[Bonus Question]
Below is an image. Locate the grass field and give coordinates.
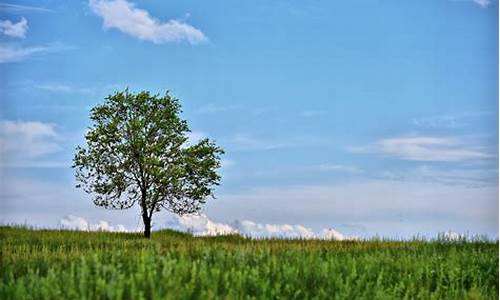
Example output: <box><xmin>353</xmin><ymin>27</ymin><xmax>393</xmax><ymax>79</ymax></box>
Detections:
<box><xmin>0</xmin><ymin>226</ymin><xmax>498</xmax><ymax>300</ymax></box>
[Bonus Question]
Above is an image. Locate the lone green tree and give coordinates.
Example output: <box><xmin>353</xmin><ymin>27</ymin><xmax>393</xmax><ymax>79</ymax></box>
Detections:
<box><xmin>73</xmin><ymin>89</ymin><xmax>224</xmax><ymax>238</ymax></box>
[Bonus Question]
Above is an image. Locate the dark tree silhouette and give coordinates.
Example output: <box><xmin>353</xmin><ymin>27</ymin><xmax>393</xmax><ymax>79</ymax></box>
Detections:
<box><xmin>73</xmin><ymin>89</ymin><xmax>224</xmax><ymax>238</ymax></box>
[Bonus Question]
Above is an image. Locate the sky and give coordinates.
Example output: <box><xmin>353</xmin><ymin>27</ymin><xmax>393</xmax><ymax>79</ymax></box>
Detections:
<box><xmin>0</xmin><ymin>0</ymin><xmax>498</xmax><ymax>239</ymax></box>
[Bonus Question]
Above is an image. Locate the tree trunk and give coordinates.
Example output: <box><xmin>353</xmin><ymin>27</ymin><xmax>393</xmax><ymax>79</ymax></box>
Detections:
<box><xmin>142</xmin><ymin>213</ymin><xmax>151</xmax><ymax>238</ymax></box>
<box><xmin>140</xmin><ymin>187</ymin><xmax>151</xmax><ymax>238</ymax></box>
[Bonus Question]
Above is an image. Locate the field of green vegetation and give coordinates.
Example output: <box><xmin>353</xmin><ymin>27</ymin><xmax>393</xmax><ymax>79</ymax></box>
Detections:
<box><xmin>0</xmin><ymin>226</ymin><xmax>498</xmax><ymax>300</ymax></box>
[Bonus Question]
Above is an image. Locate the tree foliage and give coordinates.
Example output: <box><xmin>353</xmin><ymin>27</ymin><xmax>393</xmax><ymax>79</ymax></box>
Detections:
<box><xmin>73</xmin><ymin>89</ymin><xmax>224</xmax><ymax>237</ymax></box>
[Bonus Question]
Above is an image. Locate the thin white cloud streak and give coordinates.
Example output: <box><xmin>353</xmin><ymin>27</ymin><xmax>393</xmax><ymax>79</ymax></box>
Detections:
<box><xmin>0</xmin><ymin>45</ymin><xmax>48</xmax><ymax>63</ymax></box>
<box><xmin>230</xmin><ymin>134</ymin><xmax>287</xmax><ymax>150</ymax></box>
<box><xmin>35</xmin><ymin>83</ymin><xmax>94</xmax><ymax>94</ymax></box>
<box><xmin>0</xmin><ymin>161</ymin><xmax>70</xmax><ymax>169</ymax></box>
<box><xmin>0</xmin><ymin>43</ymin><xmax>72</xmax><ymax>63</ymax></box>
<box><xmin>412</xmin><ymin>165</ymin><xmax>498</xmax><ymax>187</ymax></box>
<box><xmin>224</xmin><ymin>133</ymin><xmax>331</xmax><ymax>152</ymax></box>
<box><xmin>89</xmin><ymin>0</ymin><xmax>207</xmax><ymax>44</ymax></box>
<box><xmin>473</xmin><ymin>0</ymin><xmax>491</xmax><ymax>7</ymax></box>
<box><xmin>19</xmin><ymin>81</ymin><xmax>125</xmax><ymax>96</ymax></box>
<box><xmin>0</xmin><ymin>3</ymin><xmax>55</xmax><ymax>13</ymax></box>
<box><xmin>353</xmin><ymin>136</ymin><xmax>492</xmax><ymax>162</ymax></box>
<box><xmin>413</xmin><ymin>116</ymin><xmax>458</xmax><ymax>129</ymax></box>
<box><xmin>412</xmin><ymin>111</ymin><xmax>493</xmax><ymax>129</ymax></box>
<box><xmin>310</xmin><ymin>164</ymin><xmax>363</xmax><ymax>174</ymax></box>
<box><xmin>0</xmin><ymin>17</ymin><xmax>28</xmax><ymax>38</ymax></box>
<box><xmin>196</xmin><ymin>104</ymin><xmax>243</xmax><ymax>114</ymax></box>
<box><xmin>299</xmin><ymin>110</ymin><xmax>327</xmax><ymax>118</ymax></box>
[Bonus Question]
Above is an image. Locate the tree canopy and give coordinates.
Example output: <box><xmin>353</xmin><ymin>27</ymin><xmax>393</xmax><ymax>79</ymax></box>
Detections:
<box><xmin>73</xmin><ymin>89</ymin><xmax>224</xmax><ymax>238</ymax></box>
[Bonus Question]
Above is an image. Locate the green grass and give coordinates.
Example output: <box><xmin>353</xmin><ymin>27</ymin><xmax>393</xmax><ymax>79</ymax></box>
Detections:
<box><xmin>0</xmin><ymin>226</ymin><xmax>498</xmax><ymax>300</ymax></box>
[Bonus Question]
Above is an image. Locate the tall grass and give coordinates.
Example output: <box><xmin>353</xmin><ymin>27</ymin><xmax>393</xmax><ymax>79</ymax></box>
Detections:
<box><xmin>1</xmin><ymin>226</ymin><xmax>497</xmax><ymax>299</ymax></box>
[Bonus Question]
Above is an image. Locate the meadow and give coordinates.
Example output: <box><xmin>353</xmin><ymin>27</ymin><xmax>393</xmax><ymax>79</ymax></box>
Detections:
<box><xmin>0</xmin><ymin>226</ymin><xmax>498</xmax><ymax>300</ymax></box>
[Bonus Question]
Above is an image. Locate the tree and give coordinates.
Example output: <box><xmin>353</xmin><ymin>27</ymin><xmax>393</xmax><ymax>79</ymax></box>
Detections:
<box><xmin>73</xmin><ymin>89</ymin><xmax>224</xmax><ymax>238</ymax></box>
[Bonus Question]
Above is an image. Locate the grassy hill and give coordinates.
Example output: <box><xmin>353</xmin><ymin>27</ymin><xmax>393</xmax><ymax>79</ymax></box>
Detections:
<box><xmin>0</xmin><ymin>226</ymin><xmax>498</xmax><ymax>299</ymax></box>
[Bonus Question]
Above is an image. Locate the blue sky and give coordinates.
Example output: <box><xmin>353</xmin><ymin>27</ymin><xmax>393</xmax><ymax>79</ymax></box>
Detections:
<box><xmin>0</xmin><ymin>0</ymin><xmax>498</xmax><ymax>239</ymax></box>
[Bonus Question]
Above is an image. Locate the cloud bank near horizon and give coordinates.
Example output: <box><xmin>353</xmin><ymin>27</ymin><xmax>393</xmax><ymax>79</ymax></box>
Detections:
<box><xmin>57</xmin><ymin>214</ymin><xmax>479</xmax><ymax>241</ymax></box>
<box><xmin>60</xmin><ymin>215</ymin><xmax>128</xmax><ymax>232</ymax></box>
<box><xmin>60</xmin><ymin>214</ymin><xmax>347</xmax><ymax>240</ymax></box>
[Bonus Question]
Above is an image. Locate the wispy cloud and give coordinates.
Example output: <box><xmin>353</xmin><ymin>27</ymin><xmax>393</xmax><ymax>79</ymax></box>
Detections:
<box><xmin>412</xmin><ymin>115</ymin><xmax>458</xmax><ymax>129</ymax></box>
<box><xmin>0</xmin><ymin>120</ymin><xmax>61</xmax><ymax>159</ymax></box>
<box><xmin>412</xmin><ymin>165</ymin><xmax>498</xmax><ymax>187</ymax></box>
<box><xmin>89</xmin><ymin>0</ymin><xmax>207</xmax><ymax>44</ymax></box>
<box><xmin>11</xmin><ymin>81</ymin><xmax>124</xmax><ymax>96</ymax></box>
<box><xmin>228</xmin><ymin>134</ymin><xmax>288</xmax><ymax>151</ymax></box>
<box><xmin>375</xmin><ymin>165</ymin><xmax>498</xmax><ymax>187</ymax></box>
<box><xmin>0</xmin><ymin>17</ymin><xmax>28</xmax><ymax>38</ymax></box>
<box><xmin>472</xmin><ymin>0</ymin><xmax>491</xmax><ymax>7</ymax></box>
<box><xmin>0</xmin><ymin>43</ymin><xmax>72</xmax><ymax>63</ymax></box>
<box><xmin>225</xmin><ymin>133</ymin><xmax>328</xmax><ymax>151</ymax></box>
<box><xmin>309</xmin><ymin>164</ymin><xmax>363</xmax><ymax>174</ymax></box>
<box><xmin>35</xmin><ymin>83</ymin><xmax>94</xmax><ymax>94</ymax></box>
<box><xmin>412</xmin><ymin>111</ymin><xmax>493</xmax><ymax>129</ymax></box>
<box><xmin>0</xmin><ymin>3</ymin><xmax>55</xmax><ymax>13</ymax></box>
<box><xmin>195</xmin><ymin>103</ymin><xmax>243</xmax><ymax>114</ymax></box>
<box><xmin>0</xmin><ymin>44</ymin><xmax>48</xmax><ymax>63</ymax></box>
<box><xmin>353</xmin><ymin>136</ymin><xmax>492</xmax><ymax>162</ymax></box>
<box><xmin>299</xmin><ymin>110</ymin><xmax>327</xmax><ymax>118</ymax></box>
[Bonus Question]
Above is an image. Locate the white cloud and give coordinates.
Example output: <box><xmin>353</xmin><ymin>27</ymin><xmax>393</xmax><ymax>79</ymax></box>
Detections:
<box><xmin>20</xmin><ymin>81</ymin><xmax>124</xmax><ymax>96</ymax></box>
<box><xmin>232</xmin><ymin>219</ymin><xmax>317</xmax><ymax>239</ymax></box>
<box><xmin>166</xmin><ymin>214</ymin><xmax>346</xmax><ymax>240</ymax></box>
<box><xmin>412</xmin><ymin>165</ymin><xmax>498</xmax><ymax>187</ymax></box>
<box><xmin>412</xmin><ymin>111</ymin><xmax>493</xmax><ymax>129</ymax></box>
<box><xmin>0</xmin><ymin>43</ymin><xmax>71</xmax><ymax>63</ymax></box>
<box><xmin>60</xmin><ymin>215</ymin><xmax>128</xmax><ymax>232</ymax></box>
<box><xmin>0</xmin><ymin>3</ymin><xmax>55</xmax><ymax>13</ymax></box>
<box><xmin>35</xmin><ymin>83</ymin><xmax>94</xmax><ymax>94</ymax></box>
<box><xmin>0</xmin><ymin>161</ymin><xmax>70</xmax><ymax>168</ymax></box>
<box><xmin>229</xmin><ymin>134</ymin><xmax>289</xmax><ymax>151</ymax></box>
<box><xmin>60</xmin><ymin>215</ymin><xmax>88</xmax><ymax>230</ymax></box>
<box><xmin>354</xmin><ymin>136</ymin><xmax>492</xmax><ymax>162</ymax></box>
<box><xmin>225</xmin><ymin>133</ymin><xmax>330</xmax><ymax>152</ymax></box>
<box><xmin>89</xmin><ymin>0</ymin><xmax>207</xmax><ymax>44</ymax></box>
<box><xmin>299</xmin><ymin>110</ymin><xmax>327</xmax><ymax>118</ymax></box>
<box><xmin>412</xmin><ymin>115</ymin><xmax>458</xmax><ymax>129</ymax></box>
<box><xmin>170</xmin><ymin>214</ymin><xmax>237</xmax><ymax>236</ymax></box>
<box><xmin>439</xmin><ymin>231</ymin><xmax>465</xmax><ymax>241</ymax></box>
<box><xmin>0</xmin><ymin>120</ymin><xmax>61</xmax><ymax>159</ymax></box>
<box><xmin>320</xmin><ymin>228</ymin><xmax>345</xmax><ymax>240</ymax></box>
<box><xmin>196</xmin><ymin>104</ymin><xmax>243</xmax><ymax>114</ymax></box>
<box><xmin>473</xmin><ymin>0</ymin><xmax>491</xmax><ymax>7</ymax></box>
<box><xmin>0</xmin><ymin>44</ymin><xmax>48</xmax><ymax>63</ymax></box>
<box><xmin>0</xmin><ymin>17</ymin><xmax>28</xmax><ymax>38</ymax></box>
<box><xmin>311</xmin><ymin>164</ymin><xmax>362</xmax><ymax>174</ymax></box>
